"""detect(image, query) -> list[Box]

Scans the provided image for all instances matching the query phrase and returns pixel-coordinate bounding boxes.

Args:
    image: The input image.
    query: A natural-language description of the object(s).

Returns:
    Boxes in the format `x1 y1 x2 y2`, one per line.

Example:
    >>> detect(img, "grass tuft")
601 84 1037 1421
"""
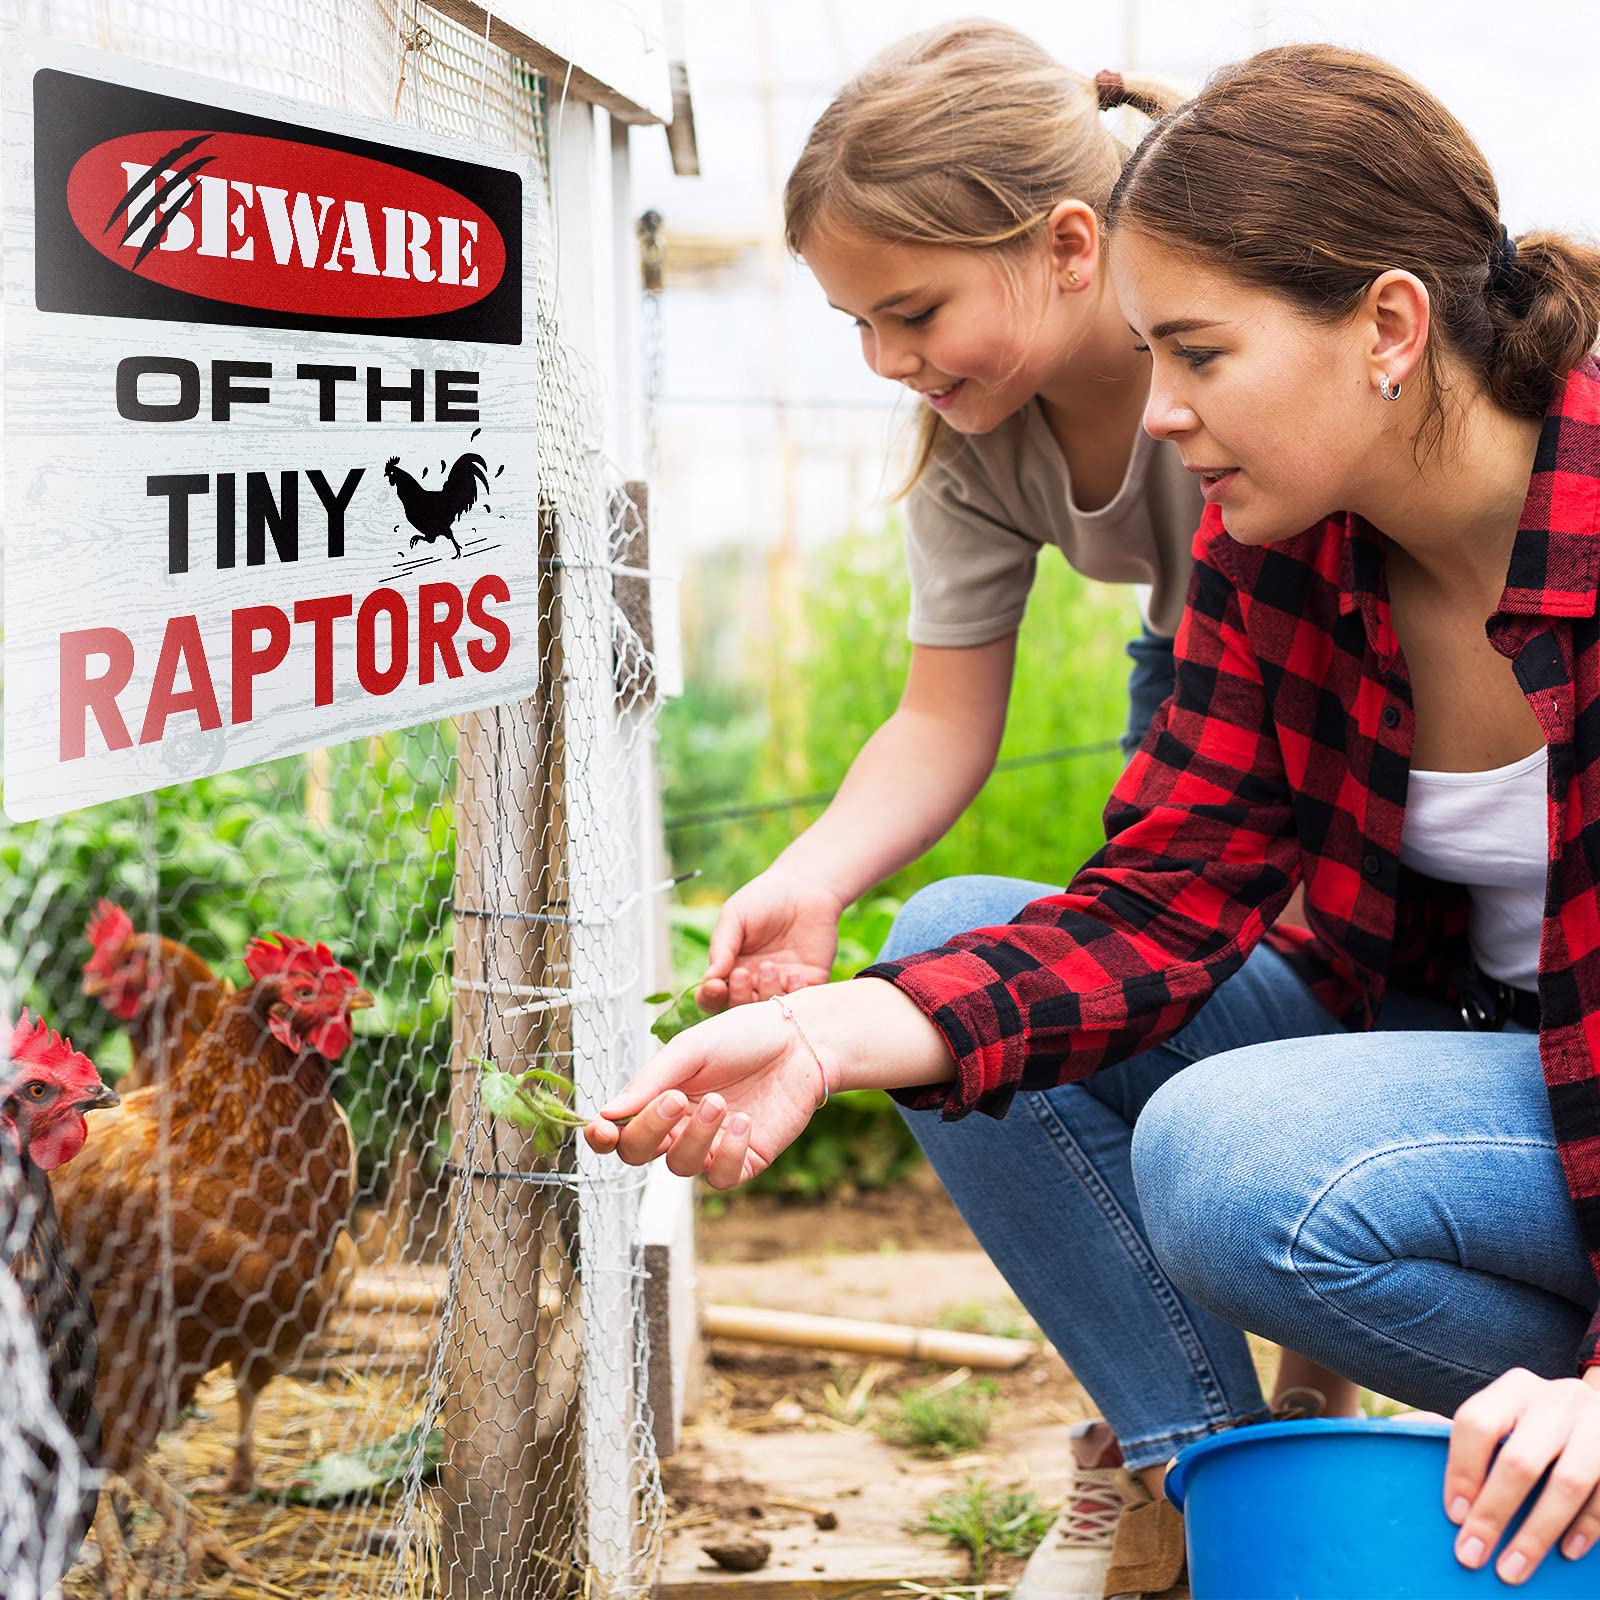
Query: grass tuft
915 1477 1052 1585
881 1377 996 1457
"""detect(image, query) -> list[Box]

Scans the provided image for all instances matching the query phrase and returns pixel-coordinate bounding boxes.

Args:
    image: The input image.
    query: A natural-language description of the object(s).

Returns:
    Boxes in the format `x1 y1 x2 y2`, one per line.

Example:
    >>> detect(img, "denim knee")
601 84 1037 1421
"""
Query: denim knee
878 877 1005 963
1129 1047 1304 1324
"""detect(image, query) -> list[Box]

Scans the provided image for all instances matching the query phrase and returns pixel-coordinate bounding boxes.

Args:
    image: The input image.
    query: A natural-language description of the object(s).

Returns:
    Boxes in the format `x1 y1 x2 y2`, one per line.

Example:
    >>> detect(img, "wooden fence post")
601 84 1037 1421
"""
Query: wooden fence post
440 499 583 1599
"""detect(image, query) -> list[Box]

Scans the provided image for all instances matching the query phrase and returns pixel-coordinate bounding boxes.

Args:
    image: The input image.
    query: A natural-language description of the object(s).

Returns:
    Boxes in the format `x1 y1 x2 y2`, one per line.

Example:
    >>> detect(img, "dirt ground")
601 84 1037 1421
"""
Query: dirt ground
659 1166 1278 1594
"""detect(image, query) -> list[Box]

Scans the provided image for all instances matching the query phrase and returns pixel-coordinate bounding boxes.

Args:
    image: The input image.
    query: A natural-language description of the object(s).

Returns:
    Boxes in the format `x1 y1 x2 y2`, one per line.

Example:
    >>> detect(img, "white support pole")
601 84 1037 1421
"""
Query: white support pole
550 93 643 1590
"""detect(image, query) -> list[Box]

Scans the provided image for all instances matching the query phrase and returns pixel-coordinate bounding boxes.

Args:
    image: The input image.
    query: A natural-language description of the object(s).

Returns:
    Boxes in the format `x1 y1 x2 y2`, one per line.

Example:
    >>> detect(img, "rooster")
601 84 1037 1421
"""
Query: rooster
52 936 371 1590
81 899 234 1091
0 1011 118 1591
385 450 490 558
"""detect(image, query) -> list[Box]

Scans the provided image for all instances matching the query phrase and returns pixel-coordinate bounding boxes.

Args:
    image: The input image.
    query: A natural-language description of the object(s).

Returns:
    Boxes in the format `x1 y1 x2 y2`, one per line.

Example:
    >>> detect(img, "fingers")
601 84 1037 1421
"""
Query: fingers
695 975 730 1013
1448 1371 1591 1583
599 1089 689 1165
662 1093 728 1177
1498 1419 1600 1582
1446 1370 1527 1522
1563 1481 1600 1563
703 906 744 982
704 1113 752 1190
583 1118 620 1156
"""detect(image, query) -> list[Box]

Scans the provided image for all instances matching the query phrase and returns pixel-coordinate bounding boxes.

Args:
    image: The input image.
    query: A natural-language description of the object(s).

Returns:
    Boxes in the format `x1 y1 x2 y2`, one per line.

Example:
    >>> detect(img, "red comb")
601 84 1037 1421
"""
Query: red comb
244 933 358 989
5 1009 94 1077
85 899 135 958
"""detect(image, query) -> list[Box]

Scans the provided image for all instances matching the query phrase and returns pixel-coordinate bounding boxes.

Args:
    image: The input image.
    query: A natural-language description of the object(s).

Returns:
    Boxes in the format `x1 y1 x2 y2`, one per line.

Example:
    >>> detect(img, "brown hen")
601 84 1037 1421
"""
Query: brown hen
81 900 234 1092
52 936 371 1584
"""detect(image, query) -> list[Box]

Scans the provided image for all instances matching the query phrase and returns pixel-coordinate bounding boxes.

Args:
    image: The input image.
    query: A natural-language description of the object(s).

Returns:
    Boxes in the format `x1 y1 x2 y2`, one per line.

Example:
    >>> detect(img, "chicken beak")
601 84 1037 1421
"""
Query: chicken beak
82 1082 120 1112
80 972 108 997
350 988 376 1012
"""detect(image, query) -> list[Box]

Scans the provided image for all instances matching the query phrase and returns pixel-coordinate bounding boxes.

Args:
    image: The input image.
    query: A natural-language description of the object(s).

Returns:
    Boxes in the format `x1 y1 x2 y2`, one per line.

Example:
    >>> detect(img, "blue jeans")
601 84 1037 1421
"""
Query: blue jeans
1122 624 1176 759
883 878 1598 1468
1134 1019 1596 1413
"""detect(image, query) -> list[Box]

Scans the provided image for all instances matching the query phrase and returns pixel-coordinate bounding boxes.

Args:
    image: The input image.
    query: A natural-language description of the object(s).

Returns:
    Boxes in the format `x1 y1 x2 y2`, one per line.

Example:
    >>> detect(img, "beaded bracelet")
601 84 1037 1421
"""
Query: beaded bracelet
772 995 831 1109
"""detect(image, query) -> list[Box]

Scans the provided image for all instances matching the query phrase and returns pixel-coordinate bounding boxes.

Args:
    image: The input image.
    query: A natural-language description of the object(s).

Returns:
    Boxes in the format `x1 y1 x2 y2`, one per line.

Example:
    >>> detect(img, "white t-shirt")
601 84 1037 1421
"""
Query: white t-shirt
904 401 1203 645
1397 746 1548 990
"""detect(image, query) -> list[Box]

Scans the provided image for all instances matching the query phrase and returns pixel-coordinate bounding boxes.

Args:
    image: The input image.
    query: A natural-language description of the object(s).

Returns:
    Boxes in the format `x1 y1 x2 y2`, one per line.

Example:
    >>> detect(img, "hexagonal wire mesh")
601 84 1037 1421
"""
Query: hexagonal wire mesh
0 2 669 1594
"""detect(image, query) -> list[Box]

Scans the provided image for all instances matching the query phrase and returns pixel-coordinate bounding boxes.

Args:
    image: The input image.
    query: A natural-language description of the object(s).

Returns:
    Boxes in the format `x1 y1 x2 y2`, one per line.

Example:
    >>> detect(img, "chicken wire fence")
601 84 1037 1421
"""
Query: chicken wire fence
0 2 670 1595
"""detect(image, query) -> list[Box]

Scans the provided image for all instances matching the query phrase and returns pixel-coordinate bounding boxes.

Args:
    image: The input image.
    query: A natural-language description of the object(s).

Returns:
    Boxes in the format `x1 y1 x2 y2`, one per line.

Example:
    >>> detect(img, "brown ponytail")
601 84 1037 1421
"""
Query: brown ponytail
1483 234 1600 417
782 20 1186 495
1106 44 1600 451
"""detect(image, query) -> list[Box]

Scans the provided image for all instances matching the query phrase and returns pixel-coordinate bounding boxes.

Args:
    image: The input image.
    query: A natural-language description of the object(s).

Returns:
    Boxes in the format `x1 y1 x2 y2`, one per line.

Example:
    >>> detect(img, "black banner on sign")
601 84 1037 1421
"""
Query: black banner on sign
33 68 523 344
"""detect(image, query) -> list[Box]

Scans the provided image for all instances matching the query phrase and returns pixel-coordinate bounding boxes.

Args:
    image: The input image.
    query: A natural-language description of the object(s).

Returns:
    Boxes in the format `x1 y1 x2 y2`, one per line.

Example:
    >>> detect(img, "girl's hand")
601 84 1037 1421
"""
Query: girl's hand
583 998 829 1189
695 870 844 1012
1445 1367 1600 1583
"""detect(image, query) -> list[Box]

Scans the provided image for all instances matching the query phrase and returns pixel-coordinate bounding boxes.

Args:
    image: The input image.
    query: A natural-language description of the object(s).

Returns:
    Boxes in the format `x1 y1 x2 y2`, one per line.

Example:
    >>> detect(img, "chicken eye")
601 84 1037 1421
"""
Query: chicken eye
26 1082 46 1099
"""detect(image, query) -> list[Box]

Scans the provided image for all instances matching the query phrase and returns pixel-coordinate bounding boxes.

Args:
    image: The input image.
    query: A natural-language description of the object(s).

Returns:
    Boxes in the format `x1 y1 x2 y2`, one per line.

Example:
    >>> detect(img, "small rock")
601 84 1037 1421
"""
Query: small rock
702 1533 772 1572
813 1510 839 1531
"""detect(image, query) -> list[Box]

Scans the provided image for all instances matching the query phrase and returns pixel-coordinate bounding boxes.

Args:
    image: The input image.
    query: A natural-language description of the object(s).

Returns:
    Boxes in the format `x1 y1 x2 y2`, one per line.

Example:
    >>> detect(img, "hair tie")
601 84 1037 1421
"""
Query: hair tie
1095 69 1126 112
1488 223 1519 297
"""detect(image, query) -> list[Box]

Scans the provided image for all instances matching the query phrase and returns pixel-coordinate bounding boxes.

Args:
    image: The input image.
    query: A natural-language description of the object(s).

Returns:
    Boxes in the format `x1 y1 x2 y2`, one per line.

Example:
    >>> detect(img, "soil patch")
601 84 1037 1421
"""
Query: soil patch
700 1162 976 1263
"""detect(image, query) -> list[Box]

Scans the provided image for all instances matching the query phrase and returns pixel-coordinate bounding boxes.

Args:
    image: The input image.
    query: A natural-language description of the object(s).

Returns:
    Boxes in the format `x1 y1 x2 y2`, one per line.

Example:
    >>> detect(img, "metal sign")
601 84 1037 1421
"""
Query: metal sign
1 36 539 821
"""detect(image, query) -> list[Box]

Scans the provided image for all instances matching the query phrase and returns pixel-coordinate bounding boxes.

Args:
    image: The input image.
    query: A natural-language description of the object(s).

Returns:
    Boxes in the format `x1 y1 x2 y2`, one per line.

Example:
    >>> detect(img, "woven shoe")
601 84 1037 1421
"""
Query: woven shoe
1011 1420 1124 1600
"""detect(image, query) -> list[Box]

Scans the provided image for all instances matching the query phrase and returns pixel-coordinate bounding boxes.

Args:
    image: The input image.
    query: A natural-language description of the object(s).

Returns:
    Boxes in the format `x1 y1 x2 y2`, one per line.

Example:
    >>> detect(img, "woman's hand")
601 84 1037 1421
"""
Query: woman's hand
1445 1366 1600 1583
584 978 958 1189
694 870 844 1012
584 999 821 1188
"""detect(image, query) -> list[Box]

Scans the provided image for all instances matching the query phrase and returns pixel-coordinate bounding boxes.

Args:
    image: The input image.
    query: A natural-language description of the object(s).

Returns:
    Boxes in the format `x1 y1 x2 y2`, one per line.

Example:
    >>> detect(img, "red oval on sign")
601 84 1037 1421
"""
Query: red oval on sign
66 130 506 320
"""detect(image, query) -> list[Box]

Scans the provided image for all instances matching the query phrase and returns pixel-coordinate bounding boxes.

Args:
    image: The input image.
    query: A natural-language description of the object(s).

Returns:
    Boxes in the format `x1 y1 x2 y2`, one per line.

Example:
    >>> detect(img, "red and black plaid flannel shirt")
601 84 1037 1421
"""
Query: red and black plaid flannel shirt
868 357 1600 1370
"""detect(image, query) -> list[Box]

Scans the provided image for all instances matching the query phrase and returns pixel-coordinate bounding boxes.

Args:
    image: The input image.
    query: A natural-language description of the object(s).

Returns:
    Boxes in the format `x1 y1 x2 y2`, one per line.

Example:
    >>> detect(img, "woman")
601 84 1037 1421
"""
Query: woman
593 44 1600 1588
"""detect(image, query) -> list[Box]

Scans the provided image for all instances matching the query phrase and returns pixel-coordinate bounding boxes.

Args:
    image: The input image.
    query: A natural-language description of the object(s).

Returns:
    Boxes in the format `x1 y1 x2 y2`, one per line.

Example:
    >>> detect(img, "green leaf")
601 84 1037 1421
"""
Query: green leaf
480 1067 541 1130
649 985 704 1045
272 1423 443 1505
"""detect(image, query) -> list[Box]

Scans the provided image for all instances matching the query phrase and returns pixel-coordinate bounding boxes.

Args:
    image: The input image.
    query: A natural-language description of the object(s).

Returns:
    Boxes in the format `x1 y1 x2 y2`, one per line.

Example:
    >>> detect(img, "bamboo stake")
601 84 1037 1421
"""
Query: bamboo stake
703 1306 1036 1371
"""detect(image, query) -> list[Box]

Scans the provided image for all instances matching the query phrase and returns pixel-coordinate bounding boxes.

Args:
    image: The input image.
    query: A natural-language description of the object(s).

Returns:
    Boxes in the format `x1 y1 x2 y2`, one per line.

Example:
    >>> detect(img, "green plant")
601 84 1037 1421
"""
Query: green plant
882 1377 997 1457
479 1061 593 1154
933 1301 1041 1344
916 1477 1052 1586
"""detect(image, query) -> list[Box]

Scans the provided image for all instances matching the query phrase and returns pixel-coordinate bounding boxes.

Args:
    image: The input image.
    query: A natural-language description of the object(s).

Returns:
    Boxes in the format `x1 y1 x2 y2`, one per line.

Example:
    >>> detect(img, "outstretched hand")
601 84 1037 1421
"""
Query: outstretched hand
695 870 842 1012
584 997 830 1189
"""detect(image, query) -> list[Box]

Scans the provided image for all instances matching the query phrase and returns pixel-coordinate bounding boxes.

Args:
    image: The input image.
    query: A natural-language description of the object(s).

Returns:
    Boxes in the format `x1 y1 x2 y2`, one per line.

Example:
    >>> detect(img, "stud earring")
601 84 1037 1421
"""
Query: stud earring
1068 269 1081 287
1379 374 1403 402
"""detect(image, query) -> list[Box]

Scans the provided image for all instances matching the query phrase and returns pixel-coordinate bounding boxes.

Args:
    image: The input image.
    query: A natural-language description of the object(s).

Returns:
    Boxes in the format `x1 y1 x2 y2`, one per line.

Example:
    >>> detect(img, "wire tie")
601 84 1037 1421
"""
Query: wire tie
392 25 434 119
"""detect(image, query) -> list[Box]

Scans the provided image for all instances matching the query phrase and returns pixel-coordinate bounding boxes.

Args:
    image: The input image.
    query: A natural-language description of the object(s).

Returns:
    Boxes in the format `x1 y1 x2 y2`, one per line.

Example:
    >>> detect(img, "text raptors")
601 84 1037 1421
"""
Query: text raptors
58 574 511 760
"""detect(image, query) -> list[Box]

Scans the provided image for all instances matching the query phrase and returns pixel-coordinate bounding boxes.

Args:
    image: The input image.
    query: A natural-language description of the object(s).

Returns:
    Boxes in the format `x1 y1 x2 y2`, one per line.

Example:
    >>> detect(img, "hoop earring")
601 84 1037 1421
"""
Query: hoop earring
1379 374 1403 402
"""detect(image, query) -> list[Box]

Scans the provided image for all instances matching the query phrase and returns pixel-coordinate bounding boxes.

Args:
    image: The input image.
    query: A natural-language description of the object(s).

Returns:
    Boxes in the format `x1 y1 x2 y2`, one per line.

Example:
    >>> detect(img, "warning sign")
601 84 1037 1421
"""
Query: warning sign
1 36 539 821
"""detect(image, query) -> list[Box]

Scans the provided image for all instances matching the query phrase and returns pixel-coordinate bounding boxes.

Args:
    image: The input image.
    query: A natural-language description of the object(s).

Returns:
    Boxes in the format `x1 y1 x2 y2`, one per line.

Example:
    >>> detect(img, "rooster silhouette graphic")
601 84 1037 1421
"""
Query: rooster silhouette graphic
384 452 491 559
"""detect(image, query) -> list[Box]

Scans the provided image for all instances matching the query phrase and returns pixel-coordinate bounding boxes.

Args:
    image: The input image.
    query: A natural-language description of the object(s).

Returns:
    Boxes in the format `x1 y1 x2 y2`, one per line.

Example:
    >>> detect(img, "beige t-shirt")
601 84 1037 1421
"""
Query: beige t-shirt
905 400 1203 645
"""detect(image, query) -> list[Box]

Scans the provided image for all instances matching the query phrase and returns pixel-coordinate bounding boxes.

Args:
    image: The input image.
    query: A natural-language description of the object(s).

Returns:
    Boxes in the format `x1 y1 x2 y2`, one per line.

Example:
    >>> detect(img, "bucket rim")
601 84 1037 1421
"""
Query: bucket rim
1165 1416 1452 1510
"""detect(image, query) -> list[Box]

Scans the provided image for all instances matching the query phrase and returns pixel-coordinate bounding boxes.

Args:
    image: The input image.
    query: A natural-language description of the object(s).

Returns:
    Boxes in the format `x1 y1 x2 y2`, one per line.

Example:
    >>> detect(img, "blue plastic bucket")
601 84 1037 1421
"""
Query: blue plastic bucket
1165 1418 1597 1598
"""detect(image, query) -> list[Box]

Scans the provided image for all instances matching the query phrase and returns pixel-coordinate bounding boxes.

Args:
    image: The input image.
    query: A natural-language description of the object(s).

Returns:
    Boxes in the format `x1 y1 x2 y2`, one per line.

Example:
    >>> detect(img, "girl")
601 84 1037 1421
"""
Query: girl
698 24 1194 1018
596 42 1600 1593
